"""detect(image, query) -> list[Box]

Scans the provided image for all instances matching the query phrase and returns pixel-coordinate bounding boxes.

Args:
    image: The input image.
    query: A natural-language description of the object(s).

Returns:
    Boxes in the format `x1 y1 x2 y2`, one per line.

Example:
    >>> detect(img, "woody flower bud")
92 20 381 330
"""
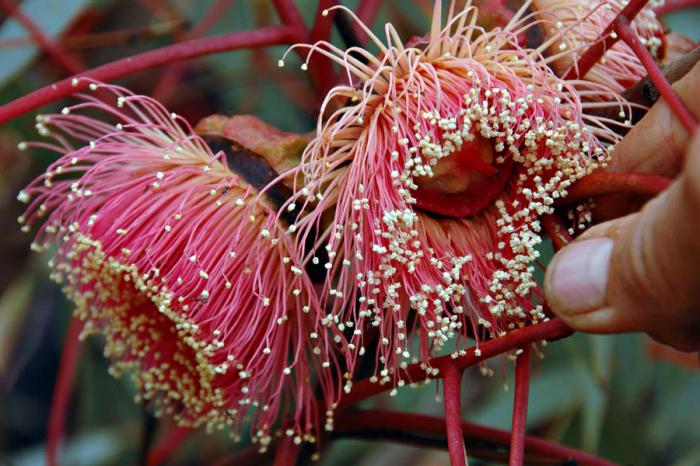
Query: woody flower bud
19 81 342 447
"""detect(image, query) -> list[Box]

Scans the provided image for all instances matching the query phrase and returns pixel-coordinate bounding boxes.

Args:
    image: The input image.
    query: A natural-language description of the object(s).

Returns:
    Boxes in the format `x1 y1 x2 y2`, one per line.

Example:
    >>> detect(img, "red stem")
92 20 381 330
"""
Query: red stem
654 0 700 16
271 0 307 30
147 426 194 466
46 318 83 466
272 436 301 466
614 19 698 133
345 0 383 47
335 409 618 466
340 319 572 407
541 214 572 251
443 365 468 466
508 347 532 466
0 0 84 74
563 0 648 81
0 25 304 125
545 172 673 249
562 172 673 204
357 0 383 26
310 0 337 44
307 0 340 95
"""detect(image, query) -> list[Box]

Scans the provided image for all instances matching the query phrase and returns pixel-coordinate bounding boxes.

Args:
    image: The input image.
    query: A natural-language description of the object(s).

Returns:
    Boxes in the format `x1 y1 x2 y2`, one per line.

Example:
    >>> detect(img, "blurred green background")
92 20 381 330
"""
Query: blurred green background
0 1 698 465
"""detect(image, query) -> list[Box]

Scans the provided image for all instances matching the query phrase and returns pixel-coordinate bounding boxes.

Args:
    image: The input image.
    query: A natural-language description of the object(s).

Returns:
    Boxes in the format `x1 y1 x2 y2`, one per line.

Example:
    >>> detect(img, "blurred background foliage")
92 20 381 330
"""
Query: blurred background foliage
0 1 698 465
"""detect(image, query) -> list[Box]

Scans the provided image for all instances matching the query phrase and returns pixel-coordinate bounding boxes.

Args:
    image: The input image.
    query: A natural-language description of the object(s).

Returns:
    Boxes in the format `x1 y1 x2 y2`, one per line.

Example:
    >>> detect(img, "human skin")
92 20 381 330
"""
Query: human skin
544 62 700 352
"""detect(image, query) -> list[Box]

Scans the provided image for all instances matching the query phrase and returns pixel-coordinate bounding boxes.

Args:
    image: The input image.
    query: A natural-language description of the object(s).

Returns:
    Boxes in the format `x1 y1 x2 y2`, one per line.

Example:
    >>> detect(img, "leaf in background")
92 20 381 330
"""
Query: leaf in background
0 272 34 384
7 423 139 466
579 335 614 451
471 362 583 430
673 443 700 466
0 0 90 88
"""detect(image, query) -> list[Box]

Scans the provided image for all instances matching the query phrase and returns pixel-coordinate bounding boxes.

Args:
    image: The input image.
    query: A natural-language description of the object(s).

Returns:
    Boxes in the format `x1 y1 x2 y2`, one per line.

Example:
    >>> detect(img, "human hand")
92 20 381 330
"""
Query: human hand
544 62 700 352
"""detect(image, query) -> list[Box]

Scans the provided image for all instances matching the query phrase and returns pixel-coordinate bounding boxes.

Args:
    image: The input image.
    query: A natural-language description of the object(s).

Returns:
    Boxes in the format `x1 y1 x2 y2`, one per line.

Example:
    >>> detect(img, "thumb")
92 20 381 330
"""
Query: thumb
544 133 700 351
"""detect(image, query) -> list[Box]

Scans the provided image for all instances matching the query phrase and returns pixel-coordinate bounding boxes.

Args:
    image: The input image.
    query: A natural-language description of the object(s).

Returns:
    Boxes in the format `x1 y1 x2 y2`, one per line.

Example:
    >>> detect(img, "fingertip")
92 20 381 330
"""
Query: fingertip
556 307 623 334
544 238 613 321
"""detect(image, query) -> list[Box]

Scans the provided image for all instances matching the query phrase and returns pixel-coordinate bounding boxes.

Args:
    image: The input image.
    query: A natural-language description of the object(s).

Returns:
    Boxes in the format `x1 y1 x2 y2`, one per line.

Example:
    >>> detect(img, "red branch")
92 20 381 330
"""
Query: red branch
357 0 383 27
0 0 84 75
272 436 301 466
147 426 194 466
545 172 673 249
614 18 698 133
335 409 618 466
654 0 700 16
46 318 83 466
443 365 468 466
307 0 340 95
0 25 304 125
271 0 307 30
541 214 573 251
340 319 573 407
562 172 673 204
508 347 531 466
563 0 649 81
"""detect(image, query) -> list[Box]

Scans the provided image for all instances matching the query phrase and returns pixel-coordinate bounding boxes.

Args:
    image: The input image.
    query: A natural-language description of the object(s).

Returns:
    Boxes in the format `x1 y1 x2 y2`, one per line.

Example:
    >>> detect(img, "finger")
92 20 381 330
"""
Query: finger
607 61 700 177
649 324 700 353
544 133 700 342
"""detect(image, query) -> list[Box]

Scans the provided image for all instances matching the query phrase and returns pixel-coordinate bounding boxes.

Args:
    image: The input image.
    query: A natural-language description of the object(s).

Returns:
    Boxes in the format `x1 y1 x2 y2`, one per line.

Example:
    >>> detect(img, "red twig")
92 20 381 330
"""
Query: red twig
272 436 301 466
340 319 573 407
344 0 382 46
0 0 84 75
508 347 532 466
357 0 383 26
271 0 306 30
0 25 304 125
614 18 698 133
335 409 618 466
561 172 673 205
307 0 340 95
310 0 337 43
654 0 700 16
46 318 83 466
545 172 672 249
147 426 194 466
541 214 573 251
443 365 468 466
563 0 649 81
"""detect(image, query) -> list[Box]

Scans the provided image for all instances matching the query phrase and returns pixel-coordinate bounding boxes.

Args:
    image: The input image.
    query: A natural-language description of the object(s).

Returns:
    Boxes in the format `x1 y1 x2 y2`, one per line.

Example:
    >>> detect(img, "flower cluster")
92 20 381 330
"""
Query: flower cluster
279 1 627 386
18 0 652 448
17 81 343 448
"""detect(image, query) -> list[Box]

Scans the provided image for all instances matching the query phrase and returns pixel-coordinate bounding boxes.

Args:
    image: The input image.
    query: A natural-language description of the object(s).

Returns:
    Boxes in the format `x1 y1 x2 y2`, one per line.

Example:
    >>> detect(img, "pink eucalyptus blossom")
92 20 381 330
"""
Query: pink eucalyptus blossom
278 0 629 388
17 80 343 448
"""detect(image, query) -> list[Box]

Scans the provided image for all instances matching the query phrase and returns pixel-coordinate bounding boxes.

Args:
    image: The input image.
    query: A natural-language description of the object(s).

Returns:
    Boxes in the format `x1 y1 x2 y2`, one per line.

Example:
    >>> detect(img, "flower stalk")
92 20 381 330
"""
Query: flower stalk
340 319 573 408
614 18 698 132
334 409 618 466
508 346 532 466
443 365 468 466
563 0 650 81
46 318 83 466
561 172 673 204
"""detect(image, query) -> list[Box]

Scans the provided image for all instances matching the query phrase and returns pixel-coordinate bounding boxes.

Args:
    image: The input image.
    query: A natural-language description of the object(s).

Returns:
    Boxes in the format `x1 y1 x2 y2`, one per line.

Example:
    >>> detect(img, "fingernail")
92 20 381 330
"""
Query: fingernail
545 238 614 316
